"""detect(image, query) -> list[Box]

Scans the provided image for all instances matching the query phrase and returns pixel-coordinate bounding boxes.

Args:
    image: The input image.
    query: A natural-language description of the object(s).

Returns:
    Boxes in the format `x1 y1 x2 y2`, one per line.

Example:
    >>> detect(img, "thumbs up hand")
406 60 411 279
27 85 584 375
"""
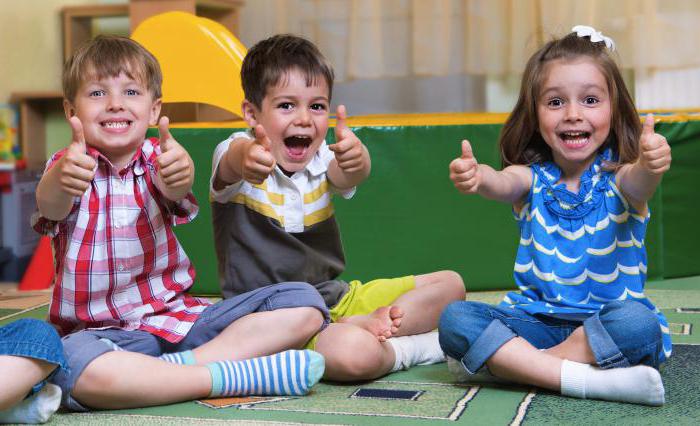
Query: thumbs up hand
57 116 97 196
328 105 366 173
449 140 481 194
156 116 194 196
237 124 276 185
638 114 671 175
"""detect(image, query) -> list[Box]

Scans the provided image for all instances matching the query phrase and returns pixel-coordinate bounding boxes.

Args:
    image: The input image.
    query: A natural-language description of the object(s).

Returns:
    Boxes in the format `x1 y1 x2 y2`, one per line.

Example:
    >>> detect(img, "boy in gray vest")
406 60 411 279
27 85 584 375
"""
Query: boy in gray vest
211 34 466 380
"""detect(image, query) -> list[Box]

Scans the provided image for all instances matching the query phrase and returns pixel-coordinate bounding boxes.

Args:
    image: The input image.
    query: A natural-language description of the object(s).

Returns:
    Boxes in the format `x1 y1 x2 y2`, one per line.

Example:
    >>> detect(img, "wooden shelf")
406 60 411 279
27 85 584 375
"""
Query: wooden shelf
61 0 243 62
61 4 130 62
9 91 64 171
129 0 243 34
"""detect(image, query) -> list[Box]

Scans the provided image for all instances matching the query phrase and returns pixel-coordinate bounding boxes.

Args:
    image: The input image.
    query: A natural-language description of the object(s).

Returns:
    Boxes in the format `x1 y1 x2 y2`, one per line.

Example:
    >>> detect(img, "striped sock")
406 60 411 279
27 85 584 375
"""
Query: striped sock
159 350 197 365
206 349 325 397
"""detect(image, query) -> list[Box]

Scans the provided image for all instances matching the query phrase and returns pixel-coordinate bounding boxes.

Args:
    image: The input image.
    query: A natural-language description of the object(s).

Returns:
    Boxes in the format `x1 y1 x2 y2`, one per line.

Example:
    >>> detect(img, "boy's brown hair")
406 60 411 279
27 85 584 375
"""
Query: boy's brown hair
62 35 162 103
500 31 640 168
241 34 335 109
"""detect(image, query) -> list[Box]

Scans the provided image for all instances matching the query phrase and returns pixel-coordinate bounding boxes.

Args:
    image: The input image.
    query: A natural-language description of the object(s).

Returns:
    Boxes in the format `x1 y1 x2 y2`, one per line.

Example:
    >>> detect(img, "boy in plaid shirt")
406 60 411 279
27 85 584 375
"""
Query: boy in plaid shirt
33 35 329 412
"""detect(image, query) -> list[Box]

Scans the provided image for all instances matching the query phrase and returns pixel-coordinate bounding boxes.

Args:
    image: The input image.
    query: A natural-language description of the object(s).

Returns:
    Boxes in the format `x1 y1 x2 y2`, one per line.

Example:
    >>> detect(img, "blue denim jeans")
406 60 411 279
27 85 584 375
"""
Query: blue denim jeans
0 318 66 394
438 300 663 376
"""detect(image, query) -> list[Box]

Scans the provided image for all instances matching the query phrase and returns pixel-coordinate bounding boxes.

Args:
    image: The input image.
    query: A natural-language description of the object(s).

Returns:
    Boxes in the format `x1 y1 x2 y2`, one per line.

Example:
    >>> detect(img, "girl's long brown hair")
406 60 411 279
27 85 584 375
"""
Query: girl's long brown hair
500 32 640 168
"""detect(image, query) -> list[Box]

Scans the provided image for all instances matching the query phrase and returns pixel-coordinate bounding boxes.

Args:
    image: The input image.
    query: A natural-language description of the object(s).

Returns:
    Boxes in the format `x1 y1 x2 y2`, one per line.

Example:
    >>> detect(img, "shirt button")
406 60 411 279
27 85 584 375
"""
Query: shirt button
118 264 125 272
291 194 298 201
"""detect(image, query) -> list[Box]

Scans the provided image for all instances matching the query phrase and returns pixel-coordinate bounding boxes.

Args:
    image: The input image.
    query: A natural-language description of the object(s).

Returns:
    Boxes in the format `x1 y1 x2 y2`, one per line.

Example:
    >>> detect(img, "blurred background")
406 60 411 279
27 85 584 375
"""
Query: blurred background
2 0 700 115
0 0 698 284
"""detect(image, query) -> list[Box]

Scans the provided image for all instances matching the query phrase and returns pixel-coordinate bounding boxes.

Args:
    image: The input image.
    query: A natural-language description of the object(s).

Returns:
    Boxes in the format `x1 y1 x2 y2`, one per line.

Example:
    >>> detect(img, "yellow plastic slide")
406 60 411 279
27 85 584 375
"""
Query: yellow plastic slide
131 11 247 119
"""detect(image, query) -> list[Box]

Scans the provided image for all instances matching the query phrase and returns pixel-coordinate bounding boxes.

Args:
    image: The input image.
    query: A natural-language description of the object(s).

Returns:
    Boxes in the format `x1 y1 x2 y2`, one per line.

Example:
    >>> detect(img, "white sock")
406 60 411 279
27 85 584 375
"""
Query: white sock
560 359 665 406
0 383 62 424
446 357 510 385
387 331 446 372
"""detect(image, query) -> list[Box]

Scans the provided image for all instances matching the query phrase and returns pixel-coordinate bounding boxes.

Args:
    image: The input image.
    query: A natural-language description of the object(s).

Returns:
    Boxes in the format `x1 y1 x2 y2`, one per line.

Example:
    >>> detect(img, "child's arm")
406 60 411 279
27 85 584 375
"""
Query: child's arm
154 117 195 202
327 105 371 191
212 125 276 191
616 114 672 214
449 139 531 205
36 117 96 221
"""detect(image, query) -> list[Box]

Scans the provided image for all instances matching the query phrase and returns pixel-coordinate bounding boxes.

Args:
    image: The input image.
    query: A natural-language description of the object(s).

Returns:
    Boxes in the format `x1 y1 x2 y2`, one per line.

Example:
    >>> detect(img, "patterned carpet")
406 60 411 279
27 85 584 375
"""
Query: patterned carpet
1 277 698 425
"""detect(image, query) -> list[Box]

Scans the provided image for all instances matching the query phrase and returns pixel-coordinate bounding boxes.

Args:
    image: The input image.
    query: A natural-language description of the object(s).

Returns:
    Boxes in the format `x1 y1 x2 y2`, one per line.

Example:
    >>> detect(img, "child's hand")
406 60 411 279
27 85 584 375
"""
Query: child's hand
157 116 194 191
329 105 365 173
638 114 671 175
449 140 481 194
235 124 276 185
57 116 96 197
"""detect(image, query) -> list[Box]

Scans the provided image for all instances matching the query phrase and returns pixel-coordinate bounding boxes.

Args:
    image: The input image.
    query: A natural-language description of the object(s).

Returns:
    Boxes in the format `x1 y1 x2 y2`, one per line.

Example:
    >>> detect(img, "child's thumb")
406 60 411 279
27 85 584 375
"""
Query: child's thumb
335 104 348 139
461 140 474 160
158 116 172 152
642 114 655 137
254 125 271 150
69 116 87 152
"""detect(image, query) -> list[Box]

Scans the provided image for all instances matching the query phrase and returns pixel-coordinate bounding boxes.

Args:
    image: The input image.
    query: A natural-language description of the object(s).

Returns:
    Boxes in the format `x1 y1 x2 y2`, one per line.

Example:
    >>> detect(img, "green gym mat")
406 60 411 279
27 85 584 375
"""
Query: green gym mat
1 276 698 425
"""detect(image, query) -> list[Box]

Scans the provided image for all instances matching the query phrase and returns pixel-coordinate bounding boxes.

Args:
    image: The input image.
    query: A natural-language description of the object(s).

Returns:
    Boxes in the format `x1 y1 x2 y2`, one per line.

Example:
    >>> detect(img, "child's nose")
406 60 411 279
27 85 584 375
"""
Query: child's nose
106 94 125 111
565 103 582 121
295 109 311 126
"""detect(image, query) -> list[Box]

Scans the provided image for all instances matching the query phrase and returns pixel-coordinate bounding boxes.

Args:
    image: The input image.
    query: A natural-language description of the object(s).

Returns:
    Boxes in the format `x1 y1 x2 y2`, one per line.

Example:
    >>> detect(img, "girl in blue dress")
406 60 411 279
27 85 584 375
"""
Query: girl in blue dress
441 26 671 406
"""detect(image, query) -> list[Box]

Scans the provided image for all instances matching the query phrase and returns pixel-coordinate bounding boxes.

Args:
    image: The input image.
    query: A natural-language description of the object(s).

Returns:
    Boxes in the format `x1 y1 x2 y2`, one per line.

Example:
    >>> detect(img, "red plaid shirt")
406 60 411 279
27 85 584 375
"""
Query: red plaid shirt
32 138 211 343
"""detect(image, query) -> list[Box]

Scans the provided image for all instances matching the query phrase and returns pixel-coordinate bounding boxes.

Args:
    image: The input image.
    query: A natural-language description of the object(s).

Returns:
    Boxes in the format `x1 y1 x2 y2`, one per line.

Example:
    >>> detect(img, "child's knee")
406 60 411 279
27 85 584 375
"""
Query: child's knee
297 307 326 336
316 324 387 379
416 270 466 301
601 300 661 344
438 301 486 357
596 300 662 367
73 357 114 395
442 270 466 298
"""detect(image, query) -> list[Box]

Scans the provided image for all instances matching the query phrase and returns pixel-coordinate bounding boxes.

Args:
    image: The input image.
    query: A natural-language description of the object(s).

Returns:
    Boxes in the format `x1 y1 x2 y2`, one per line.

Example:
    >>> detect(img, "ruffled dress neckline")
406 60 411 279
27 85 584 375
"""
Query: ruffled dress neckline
533 149 614 220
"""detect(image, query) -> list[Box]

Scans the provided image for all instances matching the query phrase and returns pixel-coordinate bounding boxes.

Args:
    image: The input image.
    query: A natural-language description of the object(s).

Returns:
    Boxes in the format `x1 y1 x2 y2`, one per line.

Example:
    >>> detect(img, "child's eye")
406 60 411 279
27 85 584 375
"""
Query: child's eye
277 102 294 110
89 90 106 97
125 89 139 96
584 96 599 105
310 103 327 111
547 98 563 108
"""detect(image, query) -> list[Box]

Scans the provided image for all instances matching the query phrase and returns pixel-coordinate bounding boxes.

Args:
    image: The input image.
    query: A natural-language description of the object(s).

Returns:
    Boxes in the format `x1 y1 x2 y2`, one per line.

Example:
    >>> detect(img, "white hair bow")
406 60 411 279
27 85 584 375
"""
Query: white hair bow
571 25 615 51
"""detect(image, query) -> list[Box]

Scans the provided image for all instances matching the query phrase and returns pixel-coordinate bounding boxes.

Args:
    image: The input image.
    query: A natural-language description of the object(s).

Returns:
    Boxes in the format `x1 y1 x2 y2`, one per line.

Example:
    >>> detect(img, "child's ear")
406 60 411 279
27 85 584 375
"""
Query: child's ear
241 100 258 127
149 98 162 126
63 99 76 120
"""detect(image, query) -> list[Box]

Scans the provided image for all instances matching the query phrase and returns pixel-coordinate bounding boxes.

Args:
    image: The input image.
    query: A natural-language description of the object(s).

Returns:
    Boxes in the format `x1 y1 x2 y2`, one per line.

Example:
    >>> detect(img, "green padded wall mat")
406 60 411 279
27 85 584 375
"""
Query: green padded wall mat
152 115 700 295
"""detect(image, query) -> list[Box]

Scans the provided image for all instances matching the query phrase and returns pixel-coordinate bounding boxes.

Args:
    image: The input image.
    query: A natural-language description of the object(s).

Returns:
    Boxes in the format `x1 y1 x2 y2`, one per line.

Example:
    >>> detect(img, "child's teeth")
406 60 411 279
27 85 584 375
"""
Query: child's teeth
105 122 128 129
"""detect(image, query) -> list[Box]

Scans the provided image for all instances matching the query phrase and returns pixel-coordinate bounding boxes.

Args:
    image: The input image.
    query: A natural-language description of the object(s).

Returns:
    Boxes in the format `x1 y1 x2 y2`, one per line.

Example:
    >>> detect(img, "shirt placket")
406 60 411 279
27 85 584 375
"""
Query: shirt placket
112 173 133 313
284 175 305 233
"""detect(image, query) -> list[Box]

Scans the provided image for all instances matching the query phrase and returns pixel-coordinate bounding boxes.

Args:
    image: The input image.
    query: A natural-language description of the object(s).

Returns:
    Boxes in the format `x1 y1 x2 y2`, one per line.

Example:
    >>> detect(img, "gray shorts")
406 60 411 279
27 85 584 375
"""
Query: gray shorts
53 282 329 411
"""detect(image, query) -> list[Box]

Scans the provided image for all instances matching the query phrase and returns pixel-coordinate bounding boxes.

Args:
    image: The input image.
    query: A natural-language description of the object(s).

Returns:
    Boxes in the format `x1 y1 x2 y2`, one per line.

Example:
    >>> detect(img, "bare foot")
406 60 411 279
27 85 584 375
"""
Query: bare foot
338 306 404 342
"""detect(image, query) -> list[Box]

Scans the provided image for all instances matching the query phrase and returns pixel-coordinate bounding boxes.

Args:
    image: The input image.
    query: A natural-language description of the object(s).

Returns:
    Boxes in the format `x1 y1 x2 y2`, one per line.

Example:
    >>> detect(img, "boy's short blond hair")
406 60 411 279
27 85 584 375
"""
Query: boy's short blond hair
241 34 334 109
62 35 162 103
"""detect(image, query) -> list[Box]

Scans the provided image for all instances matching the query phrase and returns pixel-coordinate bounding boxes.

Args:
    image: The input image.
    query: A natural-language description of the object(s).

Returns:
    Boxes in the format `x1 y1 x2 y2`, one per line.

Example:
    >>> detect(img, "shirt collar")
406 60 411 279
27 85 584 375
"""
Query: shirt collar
305 140 328 177
86 141 147 176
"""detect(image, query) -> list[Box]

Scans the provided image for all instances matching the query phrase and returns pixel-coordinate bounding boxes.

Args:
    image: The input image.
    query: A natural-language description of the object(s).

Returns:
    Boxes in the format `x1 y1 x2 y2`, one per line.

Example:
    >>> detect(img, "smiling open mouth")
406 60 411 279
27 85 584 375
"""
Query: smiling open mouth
284 135 312 158
559 131 591 147
101 120 132 129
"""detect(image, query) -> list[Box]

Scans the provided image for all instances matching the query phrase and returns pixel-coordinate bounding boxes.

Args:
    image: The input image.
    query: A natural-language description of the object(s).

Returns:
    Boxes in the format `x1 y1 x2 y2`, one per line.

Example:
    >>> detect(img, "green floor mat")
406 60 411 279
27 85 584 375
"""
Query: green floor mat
1 281 698 425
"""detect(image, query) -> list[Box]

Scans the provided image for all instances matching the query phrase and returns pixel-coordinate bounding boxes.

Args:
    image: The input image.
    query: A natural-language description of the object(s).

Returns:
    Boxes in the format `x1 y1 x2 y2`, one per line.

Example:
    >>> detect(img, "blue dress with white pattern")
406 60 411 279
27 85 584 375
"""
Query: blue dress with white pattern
500 149 672 361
